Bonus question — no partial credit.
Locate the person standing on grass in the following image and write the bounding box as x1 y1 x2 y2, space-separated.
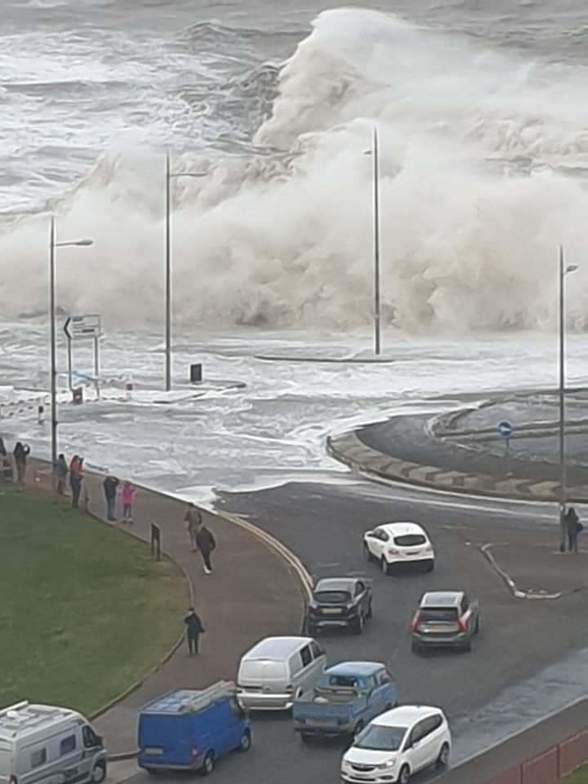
13 442 30 483
184 607 205 656
184 503 202 551
69 455 80 507
55 454 68 495
121 481 136 524
196 520 216 575
103 474 119 521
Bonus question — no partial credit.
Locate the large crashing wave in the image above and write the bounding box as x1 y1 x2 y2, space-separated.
2 7 588 331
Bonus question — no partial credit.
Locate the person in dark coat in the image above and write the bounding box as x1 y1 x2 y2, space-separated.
195 522 216 575
565 506 581 553
55 454 68 495
184 503 202 551
103 475 119 521
13 442 30 483
184 607 205 655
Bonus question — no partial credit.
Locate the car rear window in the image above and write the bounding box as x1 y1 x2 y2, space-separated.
419 608 458 621
394 534 426 546
314 591 351 604
239 660 287 682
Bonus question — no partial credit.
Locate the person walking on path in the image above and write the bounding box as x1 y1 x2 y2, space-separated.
184 503 202 551
13 442 30 483
103 475 119 521
69 455 83 508
120 481 135 523
565 506 582 553
54 454 68 495
184 607 205 656
196 521 216 575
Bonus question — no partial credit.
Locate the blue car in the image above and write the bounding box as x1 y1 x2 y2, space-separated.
293 661 398 741
138 682 251 776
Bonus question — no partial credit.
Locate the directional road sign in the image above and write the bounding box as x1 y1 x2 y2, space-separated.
497 420 513 440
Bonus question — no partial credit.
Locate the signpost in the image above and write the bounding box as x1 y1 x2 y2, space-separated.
497 420 513 476
150 523 161 561
64 314 102 399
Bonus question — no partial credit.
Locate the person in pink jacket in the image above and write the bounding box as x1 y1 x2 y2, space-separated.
121 481 136 524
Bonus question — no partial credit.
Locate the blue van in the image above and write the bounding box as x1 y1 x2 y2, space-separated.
138 682 251 776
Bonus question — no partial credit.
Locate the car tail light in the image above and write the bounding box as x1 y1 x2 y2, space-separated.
9 776 17 784
457 618 467 633
410 612 420 632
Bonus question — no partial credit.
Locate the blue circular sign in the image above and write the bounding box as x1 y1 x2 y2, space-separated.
497 421 513 439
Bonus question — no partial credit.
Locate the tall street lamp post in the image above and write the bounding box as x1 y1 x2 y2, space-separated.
558 244 578 544
49 216 93 471
164 153 207 391
364 127 382 356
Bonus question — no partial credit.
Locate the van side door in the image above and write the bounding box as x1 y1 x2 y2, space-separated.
309 641 326 684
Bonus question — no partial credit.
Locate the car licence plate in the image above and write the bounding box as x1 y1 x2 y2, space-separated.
322 608 342 614
143 748 164 755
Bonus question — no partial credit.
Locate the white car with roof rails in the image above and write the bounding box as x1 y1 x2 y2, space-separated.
364 523 435 575
341 705 451 784
0 701 106 784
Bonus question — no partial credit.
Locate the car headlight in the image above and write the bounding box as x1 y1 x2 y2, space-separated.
378 759 396 769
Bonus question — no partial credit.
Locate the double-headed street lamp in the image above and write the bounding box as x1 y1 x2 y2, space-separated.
164 153 207 391
49 216 93 470
558 245 578 530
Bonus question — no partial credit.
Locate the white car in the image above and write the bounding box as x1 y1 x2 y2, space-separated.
364 523 435 575
341 705 451 784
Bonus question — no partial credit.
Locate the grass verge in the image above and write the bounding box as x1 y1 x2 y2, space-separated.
567 767 588 782
0 486 186 714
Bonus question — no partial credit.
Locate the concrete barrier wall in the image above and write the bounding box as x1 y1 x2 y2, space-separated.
487 729 588 784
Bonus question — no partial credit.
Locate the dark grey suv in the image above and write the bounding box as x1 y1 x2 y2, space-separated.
410 591 480 653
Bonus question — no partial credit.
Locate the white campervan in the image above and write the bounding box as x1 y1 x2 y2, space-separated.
237 636 327 711
0 702 107 784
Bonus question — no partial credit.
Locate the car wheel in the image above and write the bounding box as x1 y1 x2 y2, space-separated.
462 639 472 653
436 742 450 768
366 601 373 620
201 752 215 776
411 640 422 655
381 557 391 576
475 617 480 635
425 560 435 572
399 764 411 784
307 622 318 637
144 769 159 777
239 730 252 752
352 614 364 635
364 543 372 562
300 732 313 744
91 763 106 784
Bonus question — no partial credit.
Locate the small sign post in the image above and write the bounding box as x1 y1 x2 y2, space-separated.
497 420 514 476
150 523 161 561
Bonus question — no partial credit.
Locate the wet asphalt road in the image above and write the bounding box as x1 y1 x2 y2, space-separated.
123 477 588 784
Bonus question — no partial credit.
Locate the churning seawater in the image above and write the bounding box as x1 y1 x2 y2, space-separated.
2 0 588 332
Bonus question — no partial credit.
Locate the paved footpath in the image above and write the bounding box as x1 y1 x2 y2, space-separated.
26 461 304 762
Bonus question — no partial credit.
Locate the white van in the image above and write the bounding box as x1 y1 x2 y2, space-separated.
237 636 327 711
0 702 107 784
